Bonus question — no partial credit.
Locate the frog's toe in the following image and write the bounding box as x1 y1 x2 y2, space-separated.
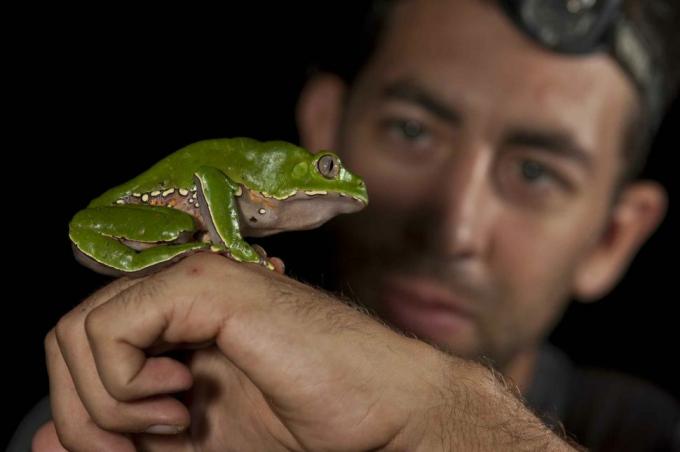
252 244 268 258
262 258 276 271
251 245 277 271
209 244 229 254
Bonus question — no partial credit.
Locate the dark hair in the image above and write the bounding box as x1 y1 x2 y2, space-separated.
313 0 679 184
619 1 679 181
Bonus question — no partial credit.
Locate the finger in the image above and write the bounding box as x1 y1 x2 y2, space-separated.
54 279 191 434
83 254 294 417
69 276 145 318
82 254 313 407
131 433 195 452
270 257 285 274
45 329 137 451
83 272 220 403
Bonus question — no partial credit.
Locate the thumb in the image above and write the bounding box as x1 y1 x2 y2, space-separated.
32 421 68 452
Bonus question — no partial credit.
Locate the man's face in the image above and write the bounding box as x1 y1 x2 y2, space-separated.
330 0 636 367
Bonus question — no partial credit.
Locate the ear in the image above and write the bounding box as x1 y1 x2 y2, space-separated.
572 180 668 302
296 73 348 153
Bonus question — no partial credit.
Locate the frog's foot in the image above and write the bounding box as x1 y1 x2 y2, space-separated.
253 245 276 271
208 243 275 271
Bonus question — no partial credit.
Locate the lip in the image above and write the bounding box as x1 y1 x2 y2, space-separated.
379 275 475 341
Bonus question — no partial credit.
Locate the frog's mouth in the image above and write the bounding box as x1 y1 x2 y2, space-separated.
235 189 366 237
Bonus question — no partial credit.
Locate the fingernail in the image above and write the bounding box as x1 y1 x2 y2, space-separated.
145 424 184 434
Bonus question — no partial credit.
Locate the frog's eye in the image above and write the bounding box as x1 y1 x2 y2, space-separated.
317 154 340 179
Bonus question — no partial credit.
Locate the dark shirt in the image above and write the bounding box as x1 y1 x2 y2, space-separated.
7 345 679 451
526 345 679 451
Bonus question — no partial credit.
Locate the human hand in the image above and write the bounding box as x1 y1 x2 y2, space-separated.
38 252 457 451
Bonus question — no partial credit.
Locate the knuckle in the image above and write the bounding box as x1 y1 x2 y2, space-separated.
89 408 123 432
105 378 134 402
44 328 58 352
54 296 96 345
83 308 105 343
54 314 74 346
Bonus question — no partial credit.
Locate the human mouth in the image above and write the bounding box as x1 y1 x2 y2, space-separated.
379 275 475 342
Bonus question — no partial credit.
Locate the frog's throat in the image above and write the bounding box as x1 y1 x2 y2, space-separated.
237 189 366 237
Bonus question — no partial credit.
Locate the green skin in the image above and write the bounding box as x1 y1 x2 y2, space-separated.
69 137 368 277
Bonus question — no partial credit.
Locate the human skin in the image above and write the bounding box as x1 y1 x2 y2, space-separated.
296 0 667 388
35 0 667 450
38 253 574 451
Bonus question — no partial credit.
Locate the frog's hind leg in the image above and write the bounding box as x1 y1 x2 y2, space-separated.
69 205 209 277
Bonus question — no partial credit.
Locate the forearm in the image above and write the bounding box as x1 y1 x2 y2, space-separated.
388 346 582 451
262 286 581 451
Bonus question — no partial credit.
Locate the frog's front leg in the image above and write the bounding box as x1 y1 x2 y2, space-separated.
69 205 209 277
193 166 273 269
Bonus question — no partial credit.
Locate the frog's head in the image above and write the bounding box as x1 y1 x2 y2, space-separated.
237 144 369 237
294 151 369 204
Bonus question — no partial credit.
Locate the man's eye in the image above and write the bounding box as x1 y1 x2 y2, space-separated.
384 118 430 142
520 160 552 183
516 159 572 193
496 155 578 211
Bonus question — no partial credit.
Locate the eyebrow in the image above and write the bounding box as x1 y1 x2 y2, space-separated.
381 80 594 173
504 129 594 173
382 80 462 125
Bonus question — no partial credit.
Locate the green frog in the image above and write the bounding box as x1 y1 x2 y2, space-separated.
69 137 368 276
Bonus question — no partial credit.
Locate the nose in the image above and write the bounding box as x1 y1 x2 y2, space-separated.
434 143 497 259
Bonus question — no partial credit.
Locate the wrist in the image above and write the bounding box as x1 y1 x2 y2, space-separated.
386 344 578 451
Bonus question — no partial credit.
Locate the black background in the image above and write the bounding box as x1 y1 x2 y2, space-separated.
5 4 678 445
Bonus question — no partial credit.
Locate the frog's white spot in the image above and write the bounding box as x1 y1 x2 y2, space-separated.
162 188 175 197
132 193 142 197
179 189 189 196
274 191 296 200
234 186 242 196
194 202 200 208
142 194 150 202
305 190 328 196
258 208 266 215
151 190 161 197
339 193 347 197
190 186 197 192
116 199 125 205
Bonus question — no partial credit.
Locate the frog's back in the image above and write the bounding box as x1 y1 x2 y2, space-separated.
88 137 282 207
